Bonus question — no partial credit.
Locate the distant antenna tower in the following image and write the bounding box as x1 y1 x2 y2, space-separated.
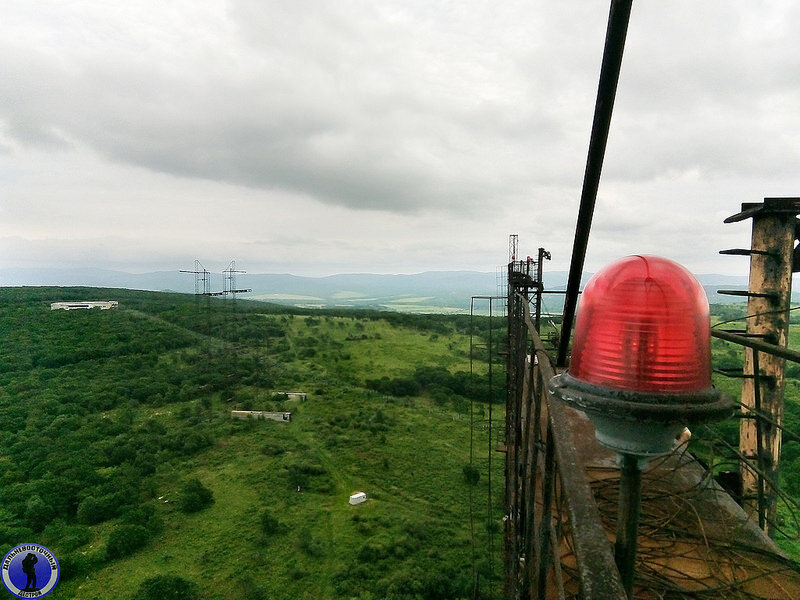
223 260 252 297
180 260 211 295
509 234 519 263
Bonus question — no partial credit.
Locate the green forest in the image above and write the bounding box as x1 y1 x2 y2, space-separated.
1 287 799 600
0 287 506 600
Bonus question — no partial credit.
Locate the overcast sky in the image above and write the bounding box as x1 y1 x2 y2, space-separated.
1 1 799 278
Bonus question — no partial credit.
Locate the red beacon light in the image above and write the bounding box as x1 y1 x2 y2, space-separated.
549 255 733 457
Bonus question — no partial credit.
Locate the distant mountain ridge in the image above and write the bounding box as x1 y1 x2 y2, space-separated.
0 267 761 311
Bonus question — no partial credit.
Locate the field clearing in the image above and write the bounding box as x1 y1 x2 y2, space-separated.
331 291 369 299
380 303 467 314
248 293 326 302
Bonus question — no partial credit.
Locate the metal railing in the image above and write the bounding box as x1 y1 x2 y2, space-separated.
505 293 626 599
504 279 800 598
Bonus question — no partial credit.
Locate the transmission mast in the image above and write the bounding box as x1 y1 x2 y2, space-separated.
223 260 252 297
508 234 519 263
180 260 212 295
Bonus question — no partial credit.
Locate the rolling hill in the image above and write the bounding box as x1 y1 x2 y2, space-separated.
0 267 760 311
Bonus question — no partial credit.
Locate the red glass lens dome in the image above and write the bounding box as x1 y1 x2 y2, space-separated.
568 255 711 393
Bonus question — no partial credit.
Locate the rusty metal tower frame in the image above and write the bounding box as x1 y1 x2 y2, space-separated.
504 239 550 599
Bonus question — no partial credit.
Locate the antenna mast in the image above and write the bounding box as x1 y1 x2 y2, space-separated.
223 260 252 297
180 259 211 295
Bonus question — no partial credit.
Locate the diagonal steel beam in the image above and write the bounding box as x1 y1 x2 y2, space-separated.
558 0 634 367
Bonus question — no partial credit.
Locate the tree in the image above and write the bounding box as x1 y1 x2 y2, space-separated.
106 524 149 559
77 496 108 525
24 495 53 532
178 478 214 514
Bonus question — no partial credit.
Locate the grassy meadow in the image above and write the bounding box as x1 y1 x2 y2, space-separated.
0 287 506 600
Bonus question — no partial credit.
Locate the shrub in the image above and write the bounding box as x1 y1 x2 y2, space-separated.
42 520 93 552
58 549 104 581
285 459 328 491
451 395 469 414
178 478 214 514
261 441 286 456
365 376 420 397
106 524 149 559
260 509 283 536
462 463 480 485
131 575 200 600
77 495 109 525
298 347 316 359
239 575 270 600
298 526 326 557
120 504 163 535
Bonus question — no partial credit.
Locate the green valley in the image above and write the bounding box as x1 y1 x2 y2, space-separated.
0 287 505 600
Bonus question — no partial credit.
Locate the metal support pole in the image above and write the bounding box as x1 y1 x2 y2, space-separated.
520 342 540 599
615 453 643 599
535 422 557 599
488 299 495 597
753 350 766 530
557 0 634 367
505 286 521 599
535 248 550 333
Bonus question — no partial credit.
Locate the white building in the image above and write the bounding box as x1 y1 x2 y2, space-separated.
50 301 118 311
231 411 291 422
273 391 307 400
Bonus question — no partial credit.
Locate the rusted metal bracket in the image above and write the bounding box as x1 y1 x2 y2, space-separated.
720 248 779 257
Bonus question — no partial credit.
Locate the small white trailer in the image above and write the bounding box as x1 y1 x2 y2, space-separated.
348 491 367 505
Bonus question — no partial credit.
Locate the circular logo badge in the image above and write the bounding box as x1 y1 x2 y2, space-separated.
2 544 60 599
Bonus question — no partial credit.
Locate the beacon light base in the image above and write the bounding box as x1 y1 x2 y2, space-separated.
549 372 734 457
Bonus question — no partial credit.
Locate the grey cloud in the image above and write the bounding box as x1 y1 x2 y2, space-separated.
599 1 800 182
0 1 599 214
1 1 798 227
